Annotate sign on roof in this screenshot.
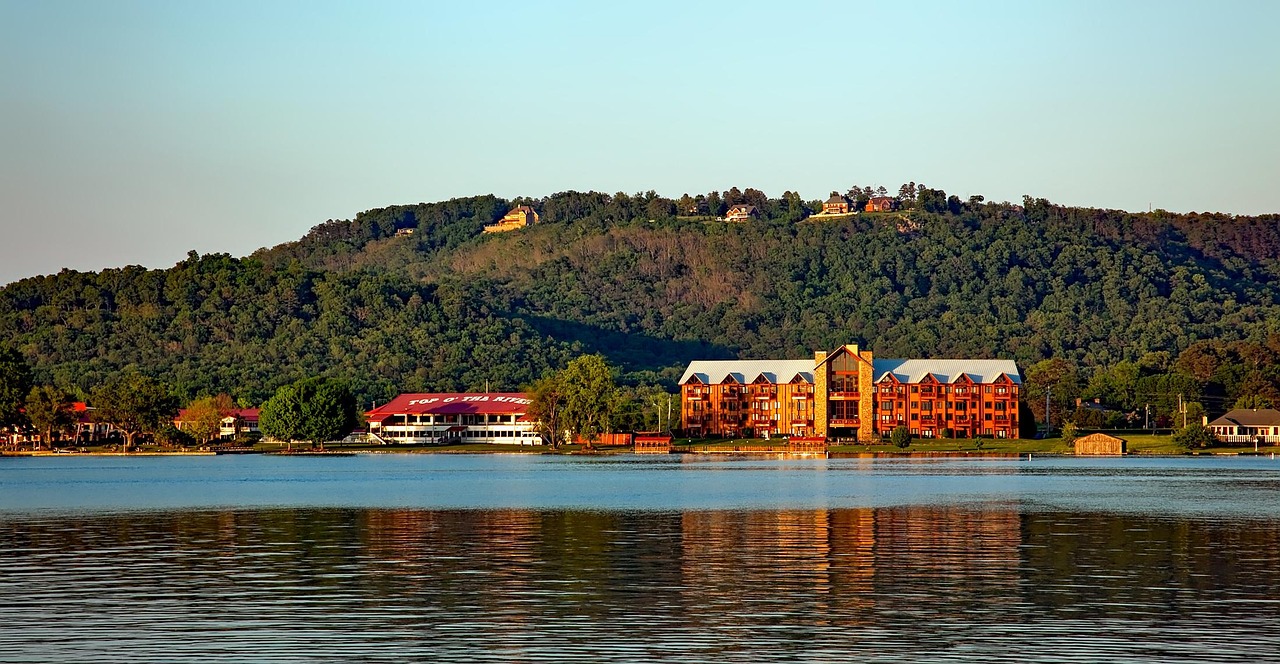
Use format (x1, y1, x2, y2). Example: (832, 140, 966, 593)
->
(367, 393, 532, 417)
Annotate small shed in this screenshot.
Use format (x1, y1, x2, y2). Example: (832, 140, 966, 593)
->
(788, 436, 828, 455)
(1074, 432, 1126, 456)
(634, 433, 672, 454)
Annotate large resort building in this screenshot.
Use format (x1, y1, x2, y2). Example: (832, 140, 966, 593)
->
(680, 344, 1022, 441)
(366, 393, 544, 445)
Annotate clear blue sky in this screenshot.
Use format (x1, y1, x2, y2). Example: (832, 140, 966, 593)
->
(1, 0, 1277, 284)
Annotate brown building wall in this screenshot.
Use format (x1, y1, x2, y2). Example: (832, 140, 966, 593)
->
(858, 350, 875, 441)
(1075, 434, 1126, 455)
(814, 351, 828, 438)
(683, 349, 1021, 440)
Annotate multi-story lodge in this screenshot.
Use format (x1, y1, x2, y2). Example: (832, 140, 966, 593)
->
(680, 344, 1022, 441)
(482, 206, 540, 234)
(365, 393, 544, 445)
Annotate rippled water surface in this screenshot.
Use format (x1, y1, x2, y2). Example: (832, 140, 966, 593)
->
(2, 455, 1279, 662)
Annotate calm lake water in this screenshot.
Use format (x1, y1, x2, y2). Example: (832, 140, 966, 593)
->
(2, 454, 1279, 662)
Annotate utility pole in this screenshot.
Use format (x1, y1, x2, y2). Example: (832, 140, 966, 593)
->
(1145, 403, 1151, 431)
(1179, 393, 1186, 428)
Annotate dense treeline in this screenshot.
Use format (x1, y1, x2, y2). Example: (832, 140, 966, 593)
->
(0, 252, 580, 407)
(3, 185, 1280, 428)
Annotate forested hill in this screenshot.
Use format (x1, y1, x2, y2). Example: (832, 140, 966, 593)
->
(3, 187, 1280, 419)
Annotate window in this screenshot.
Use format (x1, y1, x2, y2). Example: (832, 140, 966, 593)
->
(911, 401, 918, 409)
(831, 353, 859, 373)
(985, 413, 993, 421)
(911, 386, 919, 393)
(881, 401, 893, 410)
(833, 373, 858, 392)
(984, 386, 993, 394)
(911, 413, 919, 421)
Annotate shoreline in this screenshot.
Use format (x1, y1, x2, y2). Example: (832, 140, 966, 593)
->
(3, 449, 1271, 459)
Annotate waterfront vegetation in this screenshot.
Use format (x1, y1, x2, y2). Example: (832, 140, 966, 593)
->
(10, 433, 1277, 457)
(3, 185, 1280, 453)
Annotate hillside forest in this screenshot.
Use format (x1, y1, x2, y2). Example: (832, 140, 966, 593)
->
(3, 184, 1280, 433)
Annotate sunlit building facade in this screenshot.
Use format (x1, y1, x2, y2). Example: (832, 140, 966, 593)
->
(366, 393, 543, 444)
(680, 344, 1022, 440)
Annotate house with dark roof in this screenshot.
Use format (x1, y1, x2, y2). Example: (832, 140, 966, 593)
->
(822, 192, 852, 215)
(866, 196, 898, 212)
(1208, 408, 1280, 444)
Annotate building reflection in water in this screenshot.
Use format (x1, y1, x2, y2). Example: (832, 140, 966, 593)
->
(4, 505, 1280, 661)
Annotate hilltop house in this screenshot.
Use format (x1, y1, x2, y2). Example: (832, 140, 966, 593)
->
(483, 206, 540, 234)
(725, 204, 759, 222)
(866, 196, 898, 212)
(822, 193, 852, 215)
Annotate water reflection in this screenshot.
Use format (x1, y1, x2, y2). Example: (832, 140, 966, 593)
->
(3, 506, 1280, 662)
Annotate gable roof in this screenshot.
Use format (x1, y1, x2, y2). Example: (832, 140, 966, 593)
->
(1208, 408, 1280, 428)
(872, 358, 1022, 385)
(826, 193, 850, 204)
(679, 360, 814, 386)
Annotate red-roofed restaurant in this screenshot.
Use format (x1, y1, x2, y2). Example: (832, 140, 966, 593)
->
(365, 393, 544, 445)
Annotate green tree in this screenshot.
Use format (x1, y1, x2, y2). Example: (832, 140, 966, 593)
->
(526, 375, 566, 447)
(1235, 394, 1274, 410)
(90, 372, 180, 451)
(259, 378, 357, 448)
(154, 423, 195, 448)
(559, 354, 618, 445)
(1060, 421, 1080, 447)
(25, 385, 77, 448)
(1172, 423, 1217, 450)
(183, 394, 236, 444)
(1024, 358, 1081, 430)
(1180, 401, 1207, 428)
(0, 347, 33, 434)
(891, 425, 912, 449)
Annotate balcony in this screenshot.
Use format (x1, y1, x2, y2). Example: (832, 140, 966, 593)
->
(830, 391, 860, 400)
(829, 418, 861, 427)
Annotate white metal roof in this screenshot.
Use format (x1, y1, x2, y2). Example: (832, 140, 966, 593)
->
(679, 359, 814, 386)
(872, 358, 1022, 384)
(680, 357, 1021, 386)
